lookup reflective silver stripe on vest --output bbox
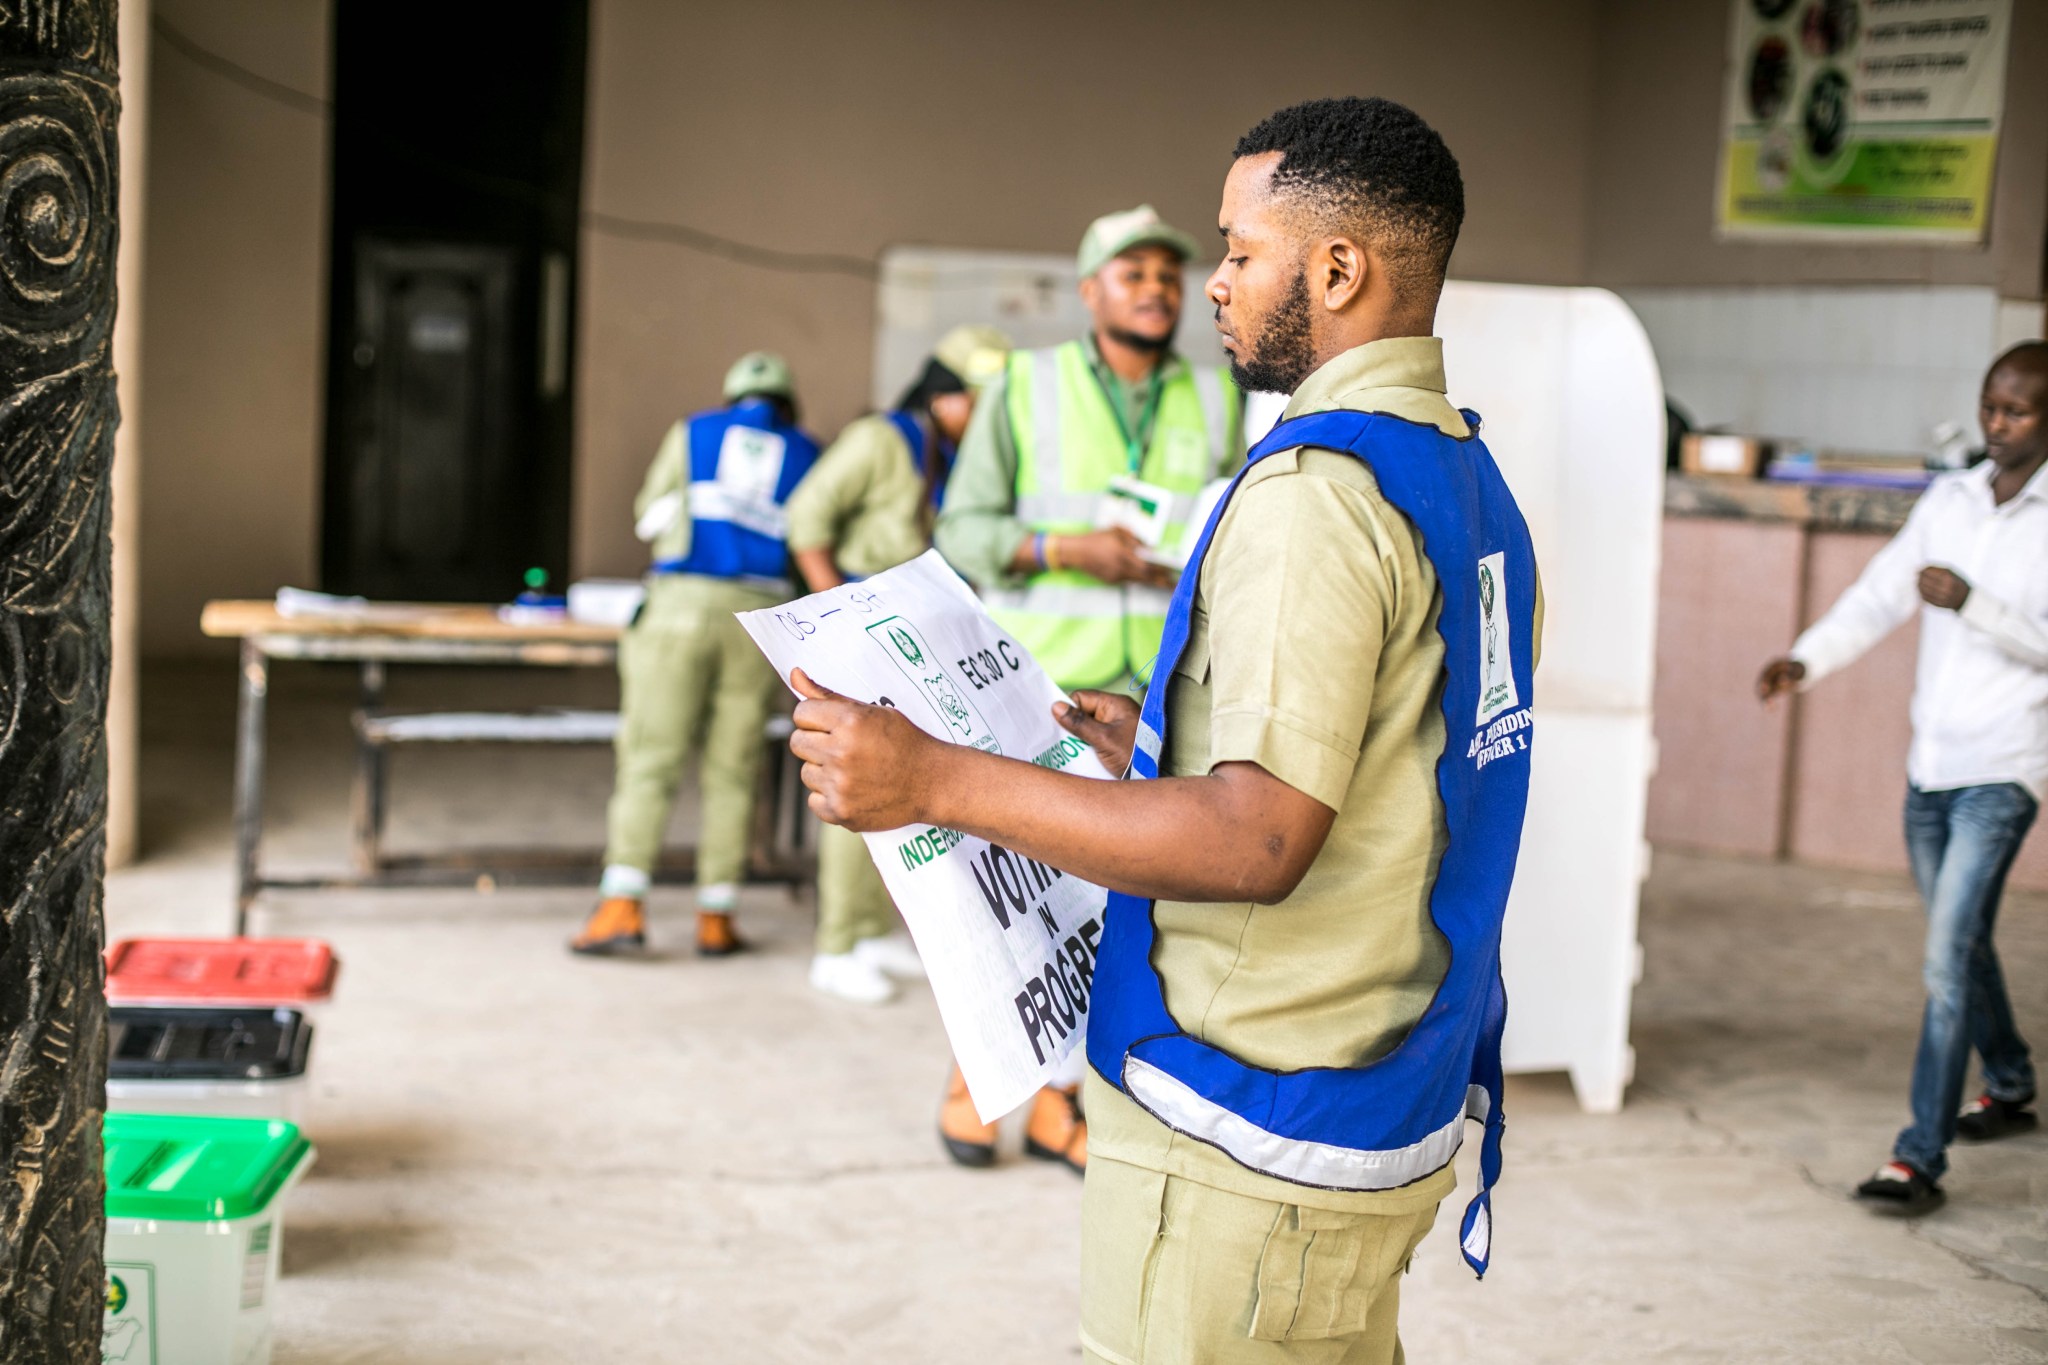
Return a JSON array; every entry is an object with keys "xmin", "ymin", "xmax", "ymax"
[
  {"xmin": 1463, "ymin": 1191, "xmax": 1491, "ymax": 1264},
  {"xmin": 1030, "ymin": 347, "xmax": 1064, "ymax": 493},
  {"xmin": 687, "ymin": 481, "xmax": 788, "ymax": 540},
  {"xmin": 1135, "ymin": 721, "xmax": 1164, "ymax": 765},
  {"xmin": 1125, "ymin": 585, "xmax": 1173, "ymax": 616},
  {"xmin": 1124, "ymin": 1057, "xmax": 1490, "ymax": 1192},
  {"xmin": 1015, "ymin": 491, "xmax": 1099, "ymax": 525},
  {"xmin": 1020, "ymin": 491, "xmax": 1199, "ymax": 529},
  {"xmin": 982, "ymin": 582, "xmax": 1129, "ymax": 619},
  {"xmin": 1191, "ymin": 365, "xmax": 1229, "ymax": 469}
]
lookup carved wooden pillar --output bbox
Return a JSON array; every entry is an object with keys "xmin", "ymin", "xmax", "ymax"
[{"xmin": 0, "ymin": 0, "xmax": 119, "ymax": 1358}]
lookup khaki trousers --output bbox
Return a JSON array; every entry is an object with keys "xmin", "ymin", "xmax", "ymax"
[
  {"xmin": 1079, "ymin": 1157, "xmax": 1438, "ymax": 1365},
  {"xmin": 602, "ymin": 574, "xmax": 783, "ymax": 887},
  {"xmin": 813, "ymin": 821, "xmax": 897, "ymax": 955}
]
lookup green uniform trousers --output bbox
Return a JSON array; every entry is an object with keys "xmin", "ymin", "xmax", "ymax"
[
  {"xmin": 814, "ymin": 820, "xmax": 897, "ymax": 956},
  {"xmin": 603, "ymin": 573, "xmax": 784, "ymax": 887},
  {"xmin": 1079, "ymin": 1157, "xmax": 1439, "ymax": 1365}
]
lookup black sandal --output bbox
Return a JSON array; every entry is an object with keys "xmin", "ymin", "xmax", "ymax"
[
  {"xmin": 1855, "ymin": 1161, "xmax": 1944, "ymax": 1215},
  {"xmin": 1956, "ymin": 1094, "xmax": 2039, "ymax": 1143}
]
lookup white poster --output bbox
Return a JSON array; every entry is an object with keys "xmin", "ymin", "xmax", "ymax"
[{"xmin": 737, "ymin": 550, "xmax": 1113, "ymax": 1119}]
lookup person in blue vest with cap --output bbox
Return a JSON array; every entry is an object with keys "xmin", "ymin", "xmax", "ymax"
[
  {"xmin": 573, "ymin": 351, "xmax": 820, "ymax": 958},
  {"xmin": 784, "ymin": 96, "xmax": 1542, "ymax": 1363}
]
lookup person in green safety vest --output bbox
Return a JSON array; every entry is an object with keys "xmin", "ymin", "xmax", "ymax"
[
  {"xmin": 932, "ymin": 207, "xmax": 1246, "ymax": 1172},
  {"xmin": 938, "ymin": 205, "xmax": 1246, "ymax": 695}
]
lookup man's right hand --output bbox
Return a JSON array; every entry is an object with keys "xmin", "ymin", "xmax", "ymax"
[
  {"xmin": 1053, "ymin": 689, "xmax": 1141, "ymax": 775},
  {"xmin": 1058, "ymin": 528, "xmax": 1176, "ymax": 588},
  {"xmin": 1756, "ymin": 656, "xmax": 1806, "ymax": 701}
]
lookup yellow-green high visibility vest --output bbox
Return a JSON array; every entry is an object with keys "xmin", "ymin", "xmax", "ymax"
[{"xmin": 985, "ymin": 341, "xmax": 1241, "ymax": 691}]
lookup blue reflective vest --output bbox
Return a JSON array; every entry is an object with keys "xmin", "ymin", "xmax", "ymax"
[
  {"xmin": 1086, "ymin": 408, "xmax": 1537, "ymax": 1277},
  {"xmin": 654, "ymin": 398, "xmax": 820, "ymax": 586},
  {"xmin": 883, "ymin": 409, "xmax": 955, "ymax": 508}
]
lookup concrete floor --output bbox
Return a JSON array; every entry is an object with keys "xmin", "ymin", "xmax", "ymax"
[{"xmin": 108, "ymin": 662, "xmax": 2048, "ymax": 1363}]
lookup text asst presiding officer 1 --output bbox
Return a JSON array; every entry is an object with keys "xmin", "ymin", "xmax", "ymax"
[
  {"xmin": 931, "ymin": 206, "xmax": 1246, "ymax": 1175},
  {"xmin": 572, "ymin": 352, "xmax": 820, "ymax": 959},
  {"xmin": 789, "ymin": 98, "xmax": 1542, "ymax": 1364},
  {"xmin": 785, "ymin": 324, "xmax": 1014, "ymax": 1005}
]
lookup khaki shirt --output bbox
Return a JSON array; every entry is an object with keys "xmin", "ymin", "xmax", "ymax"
[
  {"xmin": 1086, "ymin": 336, "xmax": 1542, "ymax": 1214},
  {"xmin": 934, "ymin": 335, "xmax": 1204, "ymax": 589},
  {"xmin": 636, "ymin": 420, "xmax": 694, "ymax": 563},
  {"xmin": 785, "ymin": 414, "xmax": 933, "ymax": 580}
]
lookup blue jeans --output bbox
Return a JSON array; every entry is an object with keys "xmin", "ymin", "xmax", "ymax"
[{"xmin": 1895, "ymin": 782, "xmax": 2039, "ymax": 1179}]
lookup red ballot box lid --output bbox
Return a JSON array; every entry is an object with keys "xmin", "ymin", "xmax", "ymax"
[{"xmin": 105, "ymin": 937, "xmax": 339, "ymax": 1005}]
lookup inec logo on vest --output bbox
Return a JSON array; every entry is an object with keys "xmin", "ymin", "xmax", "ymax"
[
  {"xmin": 867, "ymin": 615, "xmax": 1002, "ymax": 755},
  {"xmin": 1475, "ymin": 551, "xmax": 1519, "ymax": 724}
]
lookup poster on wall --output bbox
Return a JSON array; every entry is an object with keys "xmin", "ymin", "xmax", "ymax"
[{"xmin": 1715, "ymin": 0, "xmax": 2010, "ymax": 242}]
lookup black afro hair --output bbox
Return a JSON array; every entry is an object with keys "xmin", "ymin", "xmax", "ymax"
[{"xmin": 1234, "ymin": 97, "xmax": 1464, "ymax": 302}]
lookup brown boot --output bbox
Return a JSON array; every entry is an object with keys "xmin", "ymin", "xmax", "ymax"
[
  {"xmin": 695, "ymin": 911, "xmax": 747, "ymax": 957},
  {"xmin": 939, "ymin": 1064, "xmax": 997, "ymax": 1168},
  {"xmin": 1024, "ymin": 1083, "xmax": 1087, "ymax": 1174},
  {"xmin": 570, "ymin": 896, "xmax": 646, "ymax": 956}
]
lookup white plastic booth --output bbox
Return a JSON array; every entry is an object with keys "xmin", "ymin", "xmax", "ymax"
[{"xmin": 875, "ymin": 249, "xmax": 1665, "ymax": 1113}]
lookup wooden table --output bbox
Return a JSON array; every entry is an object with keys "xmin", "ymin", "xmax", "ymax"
[{"xmin": 200, "ymin": 601, "xmax": 808, "ymax": 933}]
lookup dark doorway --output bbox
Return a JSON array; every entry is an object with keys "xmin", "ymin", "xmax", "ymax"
[{"xmin": 322, "ymin": 4, "xmax": 587, "ymax": 602}]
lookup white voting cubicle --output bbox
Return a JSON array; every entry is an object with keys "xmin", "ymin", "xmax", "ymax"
[{"xmin": 875, "ymin": 249, "xmax": 1664, "ymax": 1113}]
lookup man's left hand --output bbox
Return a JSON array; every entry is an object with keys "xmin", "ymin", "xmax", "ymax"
[
  {"xmin": 1919, "ymin": 566, "xmax": 1971, "ymax": 611},
  {"xmin": 790, "ymin": 669, "xmax": 941, "ymax": 831}
]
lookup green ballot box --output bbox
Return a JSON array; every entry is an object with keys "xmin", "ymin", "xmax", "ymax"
[{"xmin": 102, "ymin": 1113, "xmax": 315, "ymax": 1365}]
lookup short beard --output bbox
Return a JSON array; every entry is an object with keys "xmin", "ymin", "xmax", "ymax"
[
  {"xmin": 1105, "ymin": 322, "xmax": 1175, "ymax": 355},
  {"xmin": 1227, "ymin": 269, "xmax": 1316, "ymax": 395}
]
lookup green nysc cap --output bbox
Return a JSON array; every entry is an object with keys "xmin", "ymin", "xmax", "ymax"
[
  {"xmin": 722, "ymin": 351, "xmax": 795, "ymax": 402},
  {"xmin": 932, "ymin": 324, "xmax": 1012, "ymax": 391},
  {"xmin": 1076, "ymin": 204, "xmax": 1202, "ymax": 280}
]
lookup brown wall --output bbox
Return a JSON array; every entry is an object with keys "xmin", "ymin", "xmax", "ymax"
[
  {"xmin": 138, "ymin": 0, "xmax": 329, "ymax": 657},
  {"xmin": 1586, "ymin": 0, "xmax": 2048, "ymax": 295},
  {"xmin": 572, "ymin": 0, "xmax": 1602, "ymax": 580},
  {"xmin": 133, "ymin": 0, "xmax": 2048, "ymax": 654}
]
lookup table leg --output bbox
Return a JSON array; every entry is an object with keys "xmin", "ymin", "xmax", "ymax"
[
  {"xmin": 232, "ymin": 638, "xmax": 270, "ymax": 935},
  {"xmin": 349, "ymin": 660, "xmax": 387, "ymax": 877}
]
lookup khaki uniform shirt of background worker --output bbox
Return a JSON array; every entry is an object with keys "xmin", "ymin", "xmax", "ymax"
[{"xmin": 785, "ymin": 97, "xmax": 1543, "ymax": 1364}]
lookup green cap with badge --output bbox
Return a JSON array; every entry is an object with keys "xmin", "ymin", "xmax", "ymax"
[
  {"xmin": 932, "ymin": 324, "xmax": 1012, "ymax": 391},
  {"xmin": 1076, "ymin": 204, "xmax": 1202, "ymax": 280},
  {"xmin": 722, "ymin": 350, "xmax": 795, "ymax": 402}
]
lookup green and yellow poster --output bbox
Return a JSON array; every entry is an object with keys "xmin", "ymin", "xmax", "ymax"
[{"xmin": 1717, "ymin": 0, "xmax": 2010, "ymax": 242}]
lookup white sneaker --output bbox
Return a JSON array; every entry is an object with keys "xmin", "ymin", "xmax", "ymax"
[
  {"xmin": 853, "ymin": 932, "xmax": 926, "ymax": 981},
  {"xmin": 809, "ymin": 952, "xmax": 897, "ymax": 1005}
]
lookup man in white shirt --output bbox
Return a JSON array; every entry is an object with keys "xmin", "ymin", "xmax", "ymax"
[{"xmin": 1759, "ymin": 342, "xmax": 2048, "ymax": 1214}]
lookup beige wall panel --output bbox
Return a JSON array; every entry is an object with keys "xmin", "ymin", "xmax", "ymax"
[
  {"xmin": 572, "ymin": 0, "xmax": 1600, "ymax": 579},
  {"xmin": 1645, "ymin": 516, "xmax": 1803, "ymax": 856},
  {"xmin": 138, "ymin": 0, "xmax": 329, "ymax": 656},
  {"xmin": 1789, "ymin": 530, "xmax": 2048, "ymax": 892},
  {"xmin": 1587, "ymin": 0, "xmax": 2048, "ymax": 297}
]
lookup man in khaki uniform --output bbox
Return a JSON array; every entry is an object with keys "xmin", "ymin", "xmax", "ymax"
[
  {"xmin": 572, "ymin": 353, "xmax": 819, "ymax": 958},
  {"xmin": 785, "ymin": 324, "xmax": 1012, "ymax": 1005},
  {"xmin": 786, "ymin": 98, "xmax": 1539, "ymax": 1363}
]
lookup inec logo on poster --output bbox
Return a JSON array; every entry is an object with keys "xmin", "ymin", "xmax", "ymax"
[
  {"xmin": 1475, "ymin": 551, "xmax": 1519, "ymax": 724},
  {"xmin": 867, "ymin": 615, "xmax": 1002, "ymax": 755}
]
